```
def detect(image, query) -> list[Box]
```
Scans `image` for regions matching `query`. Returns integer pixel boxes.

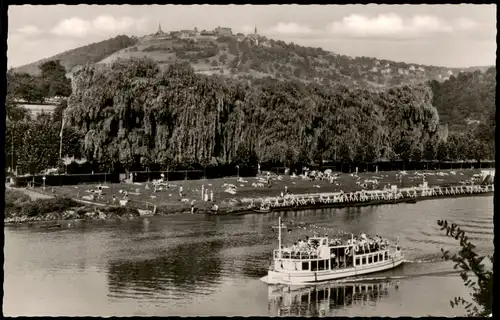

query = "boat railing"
[274,245,393,261]
[274,249,319,260]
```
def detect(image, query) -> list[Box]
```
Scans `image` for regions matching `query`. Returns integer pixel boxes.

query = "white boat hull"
[261,253,404,285]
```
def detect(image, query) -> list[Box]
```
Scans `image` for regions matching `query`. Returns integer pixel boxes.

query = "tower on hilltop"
[156,23,164,35]
[254,26,258,35]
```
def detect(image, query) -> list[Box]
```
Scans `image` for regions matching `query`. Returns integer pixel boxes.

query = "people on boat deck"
[280,233,391,257]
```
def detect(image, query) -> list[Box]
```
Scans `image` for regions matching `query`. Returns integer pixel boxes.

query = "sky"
[7,4,497,68]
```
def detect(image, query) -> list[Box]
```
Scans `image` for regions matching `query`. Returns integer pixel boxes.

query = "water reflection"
[107,239,224,300]
[268,280,397,317]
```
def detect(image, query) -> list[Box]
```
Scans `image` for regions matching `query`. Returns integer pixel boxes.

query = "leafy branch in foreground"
[437,219,493,317]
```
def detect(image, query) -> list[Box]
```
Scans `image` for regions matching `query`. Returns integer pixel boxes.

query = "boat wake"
[403,257,442,264]
[333,269,460,284]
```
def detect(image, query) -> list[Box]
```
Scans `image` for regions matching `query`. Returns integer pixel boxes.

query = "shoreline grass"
[10,168,487,218]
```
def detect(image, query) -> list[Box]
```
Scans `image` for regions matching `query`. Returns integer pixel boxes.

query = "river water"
[4,195,494,316]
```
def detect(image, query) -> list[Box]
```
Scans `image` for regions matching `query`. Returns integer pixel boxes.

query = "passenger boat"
[261,218,404,285]
[252,203,271,214]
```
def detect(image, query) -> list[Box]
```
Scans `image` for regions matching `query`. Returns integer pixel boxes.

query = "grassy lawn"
[33,169,483,212]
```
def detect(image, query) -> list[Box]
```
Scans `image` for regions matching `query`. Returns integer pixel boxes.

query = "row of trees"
[6,61,82,174]
[7,60,72,103]
[5,103,83,174]
[429,68,496,134]
[5,58,494,174]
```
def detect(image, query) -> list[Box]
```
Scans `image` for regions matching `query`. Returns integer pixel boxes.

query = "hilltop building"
[200,30,215,36]
[180,29,198,38]
[156,23,165,36]
[215,26,232,36]
[248,26,259,45]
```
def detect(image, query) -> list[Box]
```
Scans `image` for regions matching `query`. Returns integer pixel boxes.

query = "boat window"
[330,258,336,269]
[356,258,360,266]
[362,257,366,265]
[302,261,309,271]
[319,260,325,271]
[380,253,383,261]
[322,239,327,246]
[326,259,329,270]
[385,252,388,260]
[368,256,372,264]
[311,260,318,271]
[374,254,378,263]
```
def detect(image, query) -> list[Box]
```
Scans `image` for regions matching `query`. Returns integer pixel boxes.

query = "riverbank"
[4,168,493,224]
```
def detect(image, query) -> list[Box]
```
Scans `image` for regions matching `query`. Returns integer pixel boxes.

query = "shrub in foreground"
[102,206,139,217]
[20,197,79,217]
[438,219,493,317]
[5,189,33,217]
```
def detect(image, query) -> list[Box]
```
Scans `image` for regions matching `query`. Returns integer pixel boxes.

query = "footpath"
[5,183,54,200]
[5,183,106,206]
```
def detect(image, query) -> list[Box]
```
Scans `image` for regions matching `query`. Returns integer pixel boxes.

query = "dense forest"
[61,58,491,172]
[5,58,494,175]
[429,68,496,133]
[7,60,72,102]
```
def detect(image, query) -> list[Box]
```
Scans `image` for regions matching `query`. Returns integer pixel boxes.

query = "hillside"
[13,31,492,89]
[98,34,471,89]
[13,35,138,76]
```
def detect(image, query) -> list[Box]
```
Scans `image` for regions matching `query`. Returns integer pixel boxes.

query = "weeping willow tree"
[64,57,442,170]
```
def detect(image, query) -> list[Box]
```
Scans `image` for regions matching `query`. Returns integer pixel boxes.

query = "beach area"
[4,168,493,225]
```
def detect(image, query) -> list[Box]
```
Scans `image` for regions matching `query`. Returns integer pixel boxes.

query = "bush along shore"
[4,189,143,225]
[4,169,494,225]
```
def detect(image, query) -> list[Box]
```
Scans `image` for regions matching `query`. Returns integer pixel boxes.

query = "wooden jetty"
[254,184,494,212]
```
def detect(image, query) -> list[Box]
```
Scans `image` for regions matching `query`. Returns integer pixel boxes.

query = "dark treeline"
[428,69,496,161]
[7,60,72,103]
[5,58,495,175]
[5,61,82,174]
[64,57,493,172]
[429,68,495,133]
[64,58,440,171]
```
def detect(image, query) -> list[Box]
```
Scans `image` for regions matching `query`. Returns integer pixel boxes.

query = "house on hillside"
[214,26,232,36]
[418,66,425,72]
[409,65,416,72]
[180,29,197,38]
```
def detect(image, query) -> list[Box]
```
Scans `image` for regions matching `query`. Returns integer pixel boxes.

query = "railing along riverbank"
[255,185,494,211]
